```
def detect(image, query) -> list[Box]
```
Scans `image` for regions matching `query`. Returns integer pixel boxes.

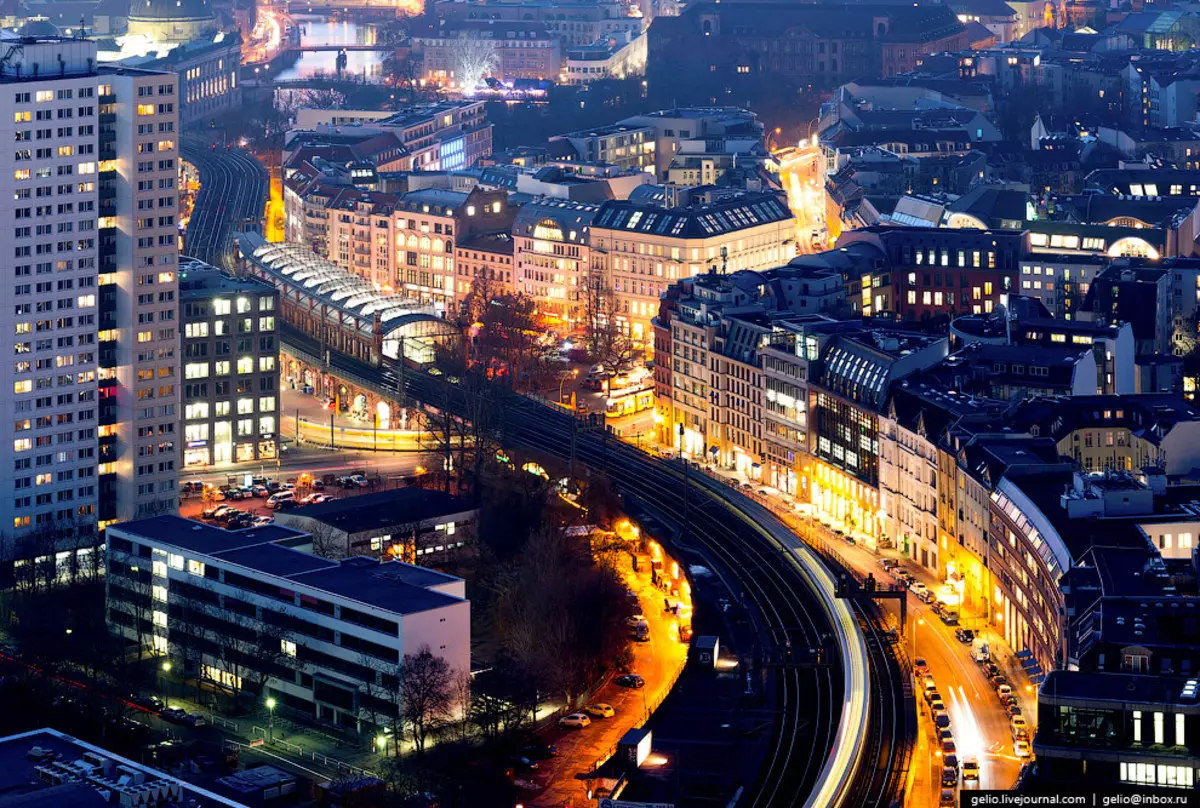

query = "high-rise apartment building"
[97,63,182,527]
[1,35,106,556]
[0,34,181,563]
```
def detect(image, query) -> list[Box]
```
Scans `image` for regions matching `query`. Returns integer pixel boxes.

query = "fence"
[205,712,239,732]
[247,729,379,779]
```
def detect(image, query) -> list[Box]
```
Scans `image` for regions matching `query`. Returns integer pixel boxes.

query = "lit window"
[167,553,184,571]
[152,585,168,602]
[1155,712,1165,745]
[1134,710,1143,743]
[152,560,167,577]
[281,639,297,657]
[236,357,253,374]
[152,610,167,627]
[187,559,205,577]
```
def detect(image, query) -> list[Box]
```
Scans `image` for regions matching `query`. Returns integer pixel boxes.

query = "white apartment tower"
[97,64,181,527]
[0,32,179,575]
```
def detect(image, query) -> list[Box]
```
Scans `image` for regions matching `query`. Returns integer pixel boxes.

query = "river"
[275,16,387,83]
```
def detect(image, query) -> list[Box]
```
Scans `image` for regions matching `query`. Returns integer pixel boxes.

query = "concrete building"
[432,0,642,48]
[105,516,470,734]
[412,19,563,87]
[273,488,478,563]
[179,261,280,470]
[563,33,647,85]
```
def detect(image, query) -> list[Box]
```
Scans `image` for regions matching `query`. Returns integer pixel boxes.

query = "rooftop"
[0,728,248,808]
[109,516,465,617]
[179,262,276,301]
[1040,670,1200,709]
[282,487,477,534]
[591,193,791,238]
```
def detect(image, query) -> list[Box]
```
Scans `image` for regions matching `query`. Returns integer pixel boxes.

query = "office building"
[179,260,280,469]
[105,516,470,734]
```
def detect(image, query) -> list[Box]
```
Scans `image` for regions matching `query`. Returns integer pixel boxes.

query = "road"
[533,546,689,807]
[181,136,269,268]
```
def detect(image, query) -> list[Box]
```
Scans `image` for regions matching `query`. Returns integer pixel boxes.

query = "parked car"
[914,657,929,676]
[251,484,269,497]
[938,728,954,744]
[348,474,369,488]
[939,788,956,807]
[301,493,331,505]
[962,755,980,781]
[182,713,207,727]
[558,713,591,729]
[616,674,645,689]
[521,743,558,760]
[954,628,975,644]
[925,689,942,706]
[202,504,231,520]
[584,703,615,719]
[939,610,960,626]
[181,481,204,494]
[942,739,957,758]
[624,615,645,627]
[129,694,164,712]
[941,765,958,787]
[910,582,929,598]
[990,674,1009,690]
[930,698,946,714]
[996,683,1014,700]
[252,515,273,527]
[267,491,295,510]
[933,711,951,730]
[1007,703,1023,718]
[159,707,187,723]
[1014,739,1031,758]
[1011,716,1029,739]
[983,661,1001,678]
[879,558,899,571]
[504,755,539,773]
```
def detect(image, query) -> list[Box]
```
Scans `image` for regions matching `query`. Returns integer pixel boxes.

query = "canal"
[276,16,387,82]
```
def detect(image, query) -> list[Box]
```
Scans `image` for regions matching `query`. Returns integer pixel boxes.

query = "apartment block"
[105,516,470,734]
[179,260,280,470]
[97,64,181,526]
[512,199,598,329]
[1,35,104,555]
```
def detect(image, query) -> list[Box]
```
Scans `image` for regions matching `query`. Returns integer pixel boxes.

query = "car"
[996,683,1013,699]
[311,479,325,491]
[938,728,954,744]
[1011,716,1029,738]
[227,515,255,529]
[914,657,929,675]
[348,474,368,487]
[983,661,1000,678]
[930,601,945,617]
[624,615,645,627]
[939,610,960,626]
[1007,703,1023,718]
[253,515,273,527]
[1000,693,1019,709]
[1014,739,1031,758]
[301,493,331,505]
[251,484,269,497]
[159,707,187,723]
[182,713,207,727]
[944,753,959,771]
[879,558,899,570]
[843,534,856,545]
[933,711,951,730]
[504,755,539,773]
[917,589,937,604]
[201,504,231,520]
[584,703,615,719]
[926,689,942,705]
[922,675,936,693]
[941,765,958,787]
[910,582,929,597]
[558,712,591,729]
[962,755,980,781]
[229,488,253,501]
[942,739,957,757]
[990,675,1009,690]
[616,674,645,689]
[954,628,975,644]
[939,788,956,807]
[521,743,558,760]
[930,699,946,714]
[214,508,240,522]
[130,694,164,712]
[180,481,204,494]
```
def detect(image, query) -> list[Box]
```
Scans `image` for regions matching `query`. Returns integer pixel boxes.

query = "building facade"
[179,262,280,469]
[512,199,598,329]
[106,516,470,734]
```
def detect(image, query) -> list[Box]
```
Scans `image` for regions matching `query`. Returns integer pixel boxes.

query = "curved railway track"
[181,136,269,268]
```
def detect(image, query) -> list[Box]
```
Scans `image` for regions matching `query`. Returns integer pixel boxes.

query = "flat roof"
[110,517,466,617]
[1040,670,1200,710]
[283,488,477,534]
[0,729,249,807]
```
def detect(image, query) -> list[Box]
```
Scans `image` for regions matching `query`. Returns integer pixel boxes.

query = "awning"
[1016,649,1034,661]
[709,446,719,455]
[1028,671,1046,685]
[1025,663,1044,678]
[1021,655,1039,670]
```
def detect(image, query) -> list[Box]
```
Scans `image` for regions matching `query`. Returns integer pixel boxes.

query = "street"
[530,540,689,807]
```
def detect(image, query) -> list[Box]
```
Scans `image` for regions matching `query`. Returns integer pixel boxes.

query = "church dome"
[18,18,61,37]
[128,0,215,22]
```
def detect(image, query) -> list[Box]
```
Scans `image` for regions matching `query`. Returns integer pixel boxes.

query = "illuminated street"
[775,139,827,254]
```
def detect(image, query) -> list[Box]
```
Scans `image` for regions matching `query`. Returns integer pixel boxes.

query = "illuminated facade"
[512,200,598,328]
[179,262,279,469]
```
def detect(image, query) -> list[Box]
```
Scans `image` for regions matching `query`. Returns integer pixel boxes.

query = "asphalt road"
[181,136,269,268]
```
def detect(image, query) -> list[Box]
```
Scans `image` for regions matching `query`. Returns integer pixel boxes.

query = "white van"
[267,491,295,510]
[971,639,991,663]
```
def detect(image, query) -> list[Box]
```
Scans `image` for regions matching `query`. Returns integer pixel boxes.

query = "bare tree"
[448,32,498,91]
[400,646,454,758]
[581,275,639,374]
[307,521,345,560]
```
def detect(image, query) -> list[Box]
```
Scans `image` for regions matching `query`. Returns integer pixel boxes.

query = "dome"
[18,18,61,37]
[128,0,214,22]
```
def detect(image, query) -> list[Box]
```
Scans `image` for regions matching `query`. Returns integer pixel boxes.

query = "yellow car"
[584,703,616,719]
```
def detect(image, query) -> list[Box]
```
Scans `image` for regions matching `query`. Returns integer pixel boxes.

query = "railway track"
[181,136,269,268]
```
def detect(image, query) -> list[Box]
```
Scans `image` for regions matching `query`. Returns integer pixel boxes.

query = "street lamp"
[910,617,925,659]
[266,697,276,742]
[558,369,578,404]
[161,661,172,673]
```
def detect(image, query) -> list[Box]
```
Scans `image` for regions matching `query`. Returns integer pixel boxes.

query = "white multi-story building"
[0,33,179,579]
[105,516,471,734]
[98,65,182,526]
[0,36,105,561]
